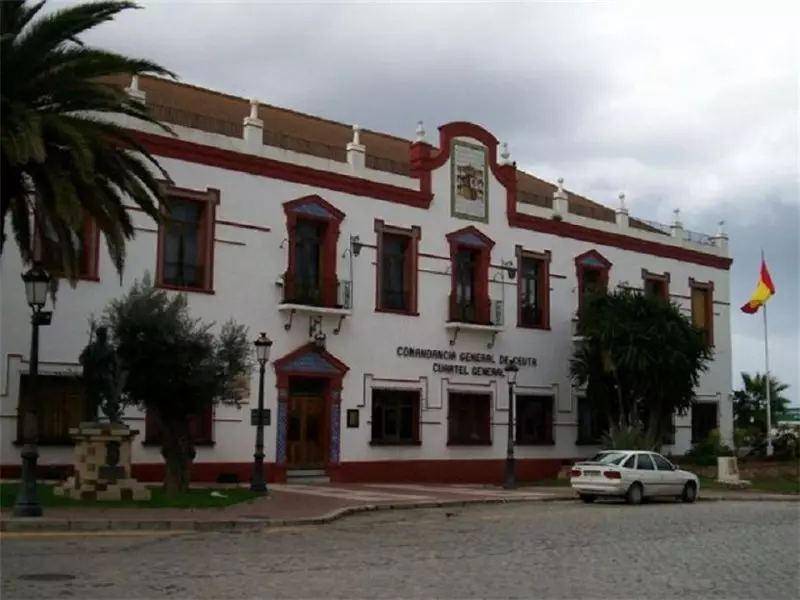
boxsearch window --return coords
[144,406,214,446]
[517,248,550,329]
[16,374,85,445]
[34,214,100,280]
[283,195,346,309]
[691,402,718,443]
[622,455,636,469]
[156,186,218,293]
[577,396,606,444]
[590,451,628,465]
[453,248,479,322]
[370,389,421,445]
[642,269,670,300]
[650,453,674,471]
[446,226,494,325]
[636,454,656,470]
[289,218,326,305]
[515,395,554,444]
[574,250,611,331]
[447,392,491,445]
[690,278,714,346]
[375,220,420,314]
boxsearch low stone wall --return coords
[688,460,798,480]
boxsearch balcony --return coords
[278,275,352,334]
[445,296,504,349]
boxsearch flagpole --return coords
[761,250,773,456]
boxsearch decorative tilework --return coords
[329,402,341,464]
[276,401,287,464]
[281,352,339,374]
[453,232,488,247]
[579,254,607,268]
[290,202,334,219]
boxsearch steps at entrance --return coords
[286,469,330,484]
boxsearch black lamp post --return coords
[14,263,53,517]
[503,360,519,490]
[250,332,273,493]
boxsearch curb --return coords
[0,494,572,533]
[2,492,797,533]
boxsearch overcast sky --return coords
[62,0,799,403]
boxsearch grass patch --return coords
[0,482,264,509]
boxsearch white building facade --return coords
[0,77,733,484]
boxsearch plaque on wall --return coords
[451,140,489,223]
[346,409,359,428]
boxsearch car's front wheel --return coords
[681,481,698,503]
[579,493,596,503]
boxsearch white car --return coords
[570,450,700,505]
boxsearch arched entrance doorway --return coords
[272,343,349,482]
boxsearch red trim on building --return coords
[128,123,730,271]
[129,130,432,209]
[642,268,671,300]
[282,194,346,308]
[446,225,495,324]
[0,458,564,485]
[33,213,101,281]
[689,277,715,346]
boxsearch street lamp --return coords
[14,263,53,517]
[250,332,273,493]
[503,360,519,490]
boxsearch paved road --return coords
[2,501,799,599]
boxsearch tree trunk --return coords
[160,422,196,495]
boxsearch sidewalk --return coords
[1,483,796,533]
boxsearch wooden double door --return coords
[286,395,327,468]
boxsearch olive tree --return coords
[102,273,253,493]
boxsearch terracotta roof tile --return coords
[106,75,661,234]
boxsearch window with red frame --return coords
[642,269,670,300]
[34,214,99,280]
[690,280,714,346]
[515,395,554,445]
[447,392,491,445]
[370,389,421,445]
[286,218,327,306]
[143,406,214,446]
[157,196,214,292]
[518,253,549,328]
[452,248,481,323]
[378,232,416,312]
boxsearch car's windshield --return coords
[588,452,629,465]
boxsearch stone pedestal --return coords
[54,422,151,501]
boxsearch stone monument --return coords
[54,326,151,501]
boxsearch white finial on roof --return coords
[554,178,567,200]
[716,220,727,237]
[672,208,682,227]
[499,142,512,165]
[125,74,146,103]
[415,120,426,143]
[617,192,628,214]
[352,124,361,146]
[249,98,259,120]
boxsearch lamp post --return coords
[503,360,519,490]
[13,263,53,517]
[250,332,273,493]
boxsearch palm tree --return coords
[1,0,175,282]
[732,372,791,435]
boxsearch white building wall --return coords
[0,114,733,476]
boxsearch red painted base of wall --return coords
[1,459,566,485]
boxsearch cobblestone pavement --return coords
[2,501,799,599]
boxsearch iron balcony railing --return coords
[281,275,352,310]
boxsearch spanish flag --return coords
[740,258,775,314]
